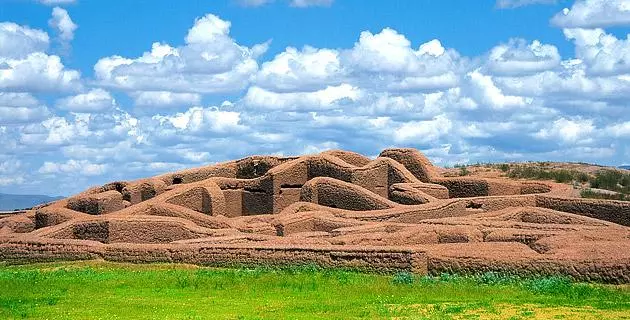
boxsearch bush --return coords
[580,189,629,201]
[524,276,572,295]
[506,166,588,183]
[589,170,630,194]
[392,271,414,285]
[459,166,470,176]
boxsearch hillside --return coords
[0,193,63,211]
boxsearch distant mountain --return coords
[620,166,630,170]
[0,193,63,211]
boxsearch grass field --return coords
[1,261,629,319]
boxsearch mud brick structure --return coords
[1,148,629,282]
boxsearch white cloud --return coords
[255,46,343,91]
[4,12,630,195]
[551,0,630,28]
[485,39,561,76]
[342,30,462,91]
[0,23,49,59]
[20,115,90,146]
[132,91,201,108]
[493,58,630,100]
[49,7,77,42]
[393,115,453,144]
[465,70,531,110]
[607,121,630,137]
[0,106,50,125]
[0,92,49,124]
[0,21,81,93]
[48,7,77,53]
[152,106,247,134]
[94,14,268,94]
[55,89,116,113]
[345,28,444,75]
[243,84,361,110]
[534,117,595,143]
[496,0,557,8]
[0,176,25,186]
[563,28,630,76]
[255,29,462,95]
[0,92,39,108]
[39,159,107,176]
[0,52,81,92]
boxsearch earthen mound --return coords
[1,149,629,283]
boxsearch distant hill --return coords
[0,193,63,211]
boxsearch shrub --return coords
[589,170,630,194]
[507,166,592,184]
[580,189,629,201]
[392,271,414,285]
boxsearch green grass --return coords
[1,261,629,319]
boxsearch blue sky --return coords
[1,0,630,196]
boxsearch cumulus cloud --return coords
[48,7,77,53]
[4,11,630,195]
[484,39,561,76]
[55,89,116,113]
[20,115,90,146]
[0,22,81,93]
[464,70,531,110]
[151,106,247,134]
[0,23,49,59]
[607,121,630,137]
[254,29,463,94]
[551,0,630,28]
[534,117,595,144]
[243,84,361,110]
[0,53,81,92]
[393,115,453,145]
[39,159,107,176]
[0,93,50,125]
[94,14,268,94]
[563,28,630,76]
[132,91,202,109]
[255,46,343,91]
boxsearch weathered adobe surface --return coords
[1,148,629,283]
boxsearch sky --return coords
[0,0,630,196]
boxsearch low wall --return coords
[0,239,427,274]
[428,256,630,284]
[536,196,630,226]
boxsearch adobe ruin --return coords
[1,148,629,282]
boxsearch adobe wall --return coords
[0,239,427,274]
[536,196,630,226]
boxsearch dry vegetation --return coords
[446,162,630,201]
